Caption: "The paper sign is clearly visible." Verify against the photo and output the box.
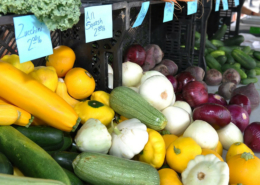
[163,2,174,23]
[234,0,239,7]
[133,2,150,28]
[84,5,113,43]
[215,0,220,11]
[222,0,229,10]
[13,15,53,63]
[187,0,198,15]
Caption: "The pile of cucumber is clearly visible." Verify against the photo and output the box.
[197,24,260,85]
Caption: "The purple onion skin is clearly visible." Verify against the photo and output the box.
[175,71,195,93]
[166,75,178,92]
[244,122,260,152]
[208,93,227,106]
[226,104,249,132]
[193,103,231,130]
[124,44,146,66]
[229,94,252,115]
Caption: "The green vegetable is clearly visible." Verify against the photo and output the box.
[255,60,260,68]
[206,40,217,50]
[232,63,241,68]
[211,40,224,47]
[246,69,256,78]
[216,55,227,65]
[63,168,84,185]
[52,151,79,172]
[224,35,245,46]
[230,46,242,50]
[241,77,258,84]
[72,152,160,185]
[205,54,222,72]
[0,152,13,175]
[249,49,254,56]
[222,64,247,79]
[241,46,251,54]
[255,68,260,75]
[218,46,233,53]
[232,49,256,69]
[47,132,73,155]
[210,50,225,58]
[225,52,235,64]
[207,48,216,53]
[0,126,70,185]
[211,24,227,40]
[253,51,260,60]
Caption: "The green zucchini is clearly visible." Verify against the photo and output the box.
[68,143,78,153]
[241,46,251,54]
[72,152,160,185]
[0,174,66,185]
[246,69,256,78]
[218,46,233,53]
[110,86,167,131]
[52,151,79,172]
[206,39,217,50]
[241,77,258,84]
[225,52,235,64]
[13,126,64,151]
[0,152,13,174]
[253,51,260,60]
[232,63,241,68]
[224,35,244,46]
[0,126,70,185]
[232,49,256,69]
[47,132,73,155]
[205,54,222,72]
[211,24,227,40]
[222,64,247,79]
[211,40,224,47]
[216,55,227,65]
[210,50,225,58]
[255,67,260,75]
[63,168,84,185]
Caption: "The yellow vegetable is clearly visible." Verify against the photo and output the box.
[74,100,114,126]
[201,148,224,161]
[0,104,21,125]
[139,128,166,169]
[162,134,178,149]
[28,66,58,92]
[1,54,34,74]
[0,61,80,132]
[31,117,49,126]
[226,142,254,162]
[214,141,223,156]
[91,91,110,107]
[13,167,24,177]
[158,168,182,185]
[55,78,79,108]
[166,137,202,173]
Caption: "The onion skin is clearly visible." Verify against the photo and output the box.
[208,93,227,106]
[166,75,178,92]
[124,44,146,66]
[176,71,195,93]
[193,103,231,130]
[226,105,249,132]
[182,81,208,108]
[229,94,252,115]
[244,122,260,152]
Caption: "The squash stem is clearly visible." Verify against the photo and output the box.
[111,119,121,135]
[241,152,254,161]
[174,146,181,154]
[234,142,242,146]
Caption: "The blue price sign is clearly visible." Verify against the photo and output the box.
[187,0,198,15]
[222,0,229,10]
[234,0,239,6]
[163,2,174,23]
[13,15,53,63]
[215,0,220,11]
[133,2,150,28]
[84,5,113,43]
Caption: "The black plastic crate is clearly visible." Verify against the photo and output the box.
[207,0,245,40]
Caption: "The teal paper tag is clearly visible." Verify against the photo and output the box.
[215,0,220,11]
[234,0,239,6]
[13,15,53,63]
[163,2,174,23]
[222,0,229,10]
[187,0,198,15]
[133,2,150,28]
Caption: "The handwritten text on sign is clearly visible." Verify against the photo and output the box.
[13,15,53,63]
[84,5,113,43]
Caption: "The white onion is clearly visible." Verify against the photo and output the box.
[108,73,113,89]
[140,70,164,84]
[122,61,143,87]
[108,64,113,74]
[129,87,139,93]
[173,101,192,116]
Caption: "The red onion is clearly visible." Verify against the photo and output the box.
[176,93,185,101]
[208,93,227,106]
[182,81,208,108]
[229,94,252,115]
[124,44,146,66]
[244,122,260,152]
[175,71,195,93]
[166,75,178,92]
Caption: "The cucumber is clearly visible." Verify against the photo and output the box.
[210,50,225,58]
[110,86,167,131]
[249,49,254,56]
[222,64,247,79]
[63,168,84,185]
[0,152,13,174]
[13,125,64,151]
[241,46,251,54]
[205,47,208,55]
[0,126,70,185]
[72,152,160,185]
[205,54,222,72]
[232,49,256,69]
[255,60,260,68]
[207,48,216,53]
[229,46,242,50]
[211,24,227,40]
[0,174,66,185]
[216,55,227,65]
[206,39,217,50]
[52,151,79,172]
[225,52,235,64]
[224,35,244,46]
[218,46,233,53]
[241,77,258,84]
[195,31,201,40]
[233,63,241,68]
[211,40,224,47]
[255,68,260,75]
[246,69,256,78]
[253,51,260,60]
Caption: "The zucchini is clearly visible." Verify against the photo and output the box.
[47,132,73,155]
[0,126,70,185]
[232,63,241,68]
[211,24,227,40]
[241,77,258,84]
[232,49,256,69]
[222,64,247,79]
[223,35,244,46]
[241,46,251,54]
[52,151,79,172]
[72,152,160,185]
[206,39,217,50]
[63,168,84,185]
[218,46,233,53]
[255,68,260,75]
[253,51,260,60]
[246,69,256,78]
[0,173,66,185]
[0,152,13,174]
[210,50,225,58]
[216,55,227,65]
[110,86,167,131]
[68,143,78,153]
[205,54,222,72]
[225,52,235,64]
[211,40,224,47]
[13,125,64,151]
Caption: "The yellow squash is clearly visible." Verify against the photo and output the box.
[28,66,58,92]
[91,91,110,107]
[166,137,202,173]
[1,54,34,74]
[139,128,166,169]
[201,148,224,161]
[55,78,79,108]
[0,104,21,125]
[158,168,182,185]
[74,100,114,126]
[0,61,80,132]
[226,142,254,162]
[214,140,223,156]
[162,134,178,149]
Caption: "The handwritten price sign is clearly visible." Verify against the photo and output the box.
[163,2,174,23]
[187,0,198,15]
[215,0,220,11]
[13,15,53,63]
[133,2,150,28]
[84,5,113,43]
